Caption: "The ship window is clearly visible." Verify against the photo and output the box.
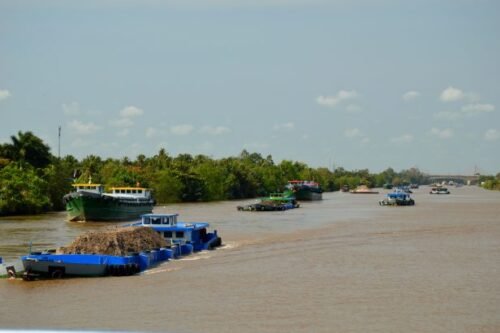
[151,217,161,225]
[143,218,150,225]
[127,190,131,194]
[138,190,143,194]
[164,231,172,238]
[176,231,184,238]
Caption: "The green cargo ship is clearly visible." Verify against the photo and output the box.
[285,180,323,201]
[63,183,155,222]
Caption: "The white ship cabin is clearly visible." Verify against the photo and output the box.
[141,213,179,226]
[109,187,152,198]
[72,183,104,194]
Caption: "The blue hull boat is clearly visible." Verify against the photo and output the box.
[20,213,222,280]
[21,248,175,280]
[130,213,222,252]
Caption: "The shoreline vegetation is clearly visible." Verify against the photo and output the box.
[1,131,499,217]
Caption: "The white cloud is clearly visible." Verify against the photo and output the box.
[402,91,420,101]
[346,104,362,113]
[430,127,453,139]
[0,90,11,101]
[120,106,144,118]
[145,127,158,138]
[116,129,130,137]
[68,120,101,135]
[200,125,231,135]
[316,90,358,108]
[433,111,461,121]
[391,134,414,143]
[344,128,363,138]
[171,124,194,135]
[110,118,134,128]
[62,102,80,116]
[440,87,464,102]
[461,103,495,114]
[484,129,499,141]
[272,122,295,131]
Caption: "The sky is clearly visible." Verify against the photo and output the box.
[0,0,499,175]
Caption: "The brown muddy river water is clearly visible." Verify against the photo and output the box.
[0,186,499,332]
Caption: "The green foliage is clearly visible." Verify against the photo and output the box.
[0,131,52,168]
[0,164,51,215]
[480,174,500,191]
[3,131,476,216]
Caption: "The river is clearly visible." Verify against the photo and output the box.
[0,186,499,333]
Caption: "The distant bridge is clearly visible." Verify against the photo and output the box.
[427,174,480,185]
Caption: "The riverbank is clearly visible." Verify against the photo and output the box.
[0,186,499,332]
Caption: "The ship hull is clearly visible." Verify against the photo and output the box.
[65,192,154,222]
[293,188,323,201]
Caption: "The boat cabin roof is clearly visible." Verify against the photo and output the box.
[72,183,103,187]
[138,213,209,231]
[111,187,148,191]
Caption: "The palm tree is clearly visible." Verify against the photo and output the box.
[6,131,52,168]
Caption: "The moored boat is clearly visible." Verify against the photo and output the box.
[63,182,155,222]
[285,180,323,200]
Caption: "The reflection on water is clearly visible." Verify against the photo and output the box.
[0,186,499,333]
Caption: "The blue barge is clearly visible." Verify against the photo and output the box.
[131,213,222,252]
[20,213,222,280]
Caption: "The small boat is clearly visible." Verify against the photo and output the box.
[430,187,450,194]
[350,185,379,194]
[379,191,415,206]
[285,180,323,200]
[131,213,222,252]
[237,193,300,211]
[63,180,155,222]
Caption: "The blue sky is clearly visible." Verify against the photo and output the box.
[1,0,499,174]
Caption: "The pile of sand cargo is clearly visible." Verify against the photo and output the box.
[58,227,167,256]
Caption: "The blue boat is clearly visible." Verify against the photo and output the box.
[21,249,172,280]
[379,190,415,206]
[131,213,222,252]
[19,213,222,280]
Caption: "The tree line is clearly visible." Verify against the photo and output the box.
[1,131,434,216]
